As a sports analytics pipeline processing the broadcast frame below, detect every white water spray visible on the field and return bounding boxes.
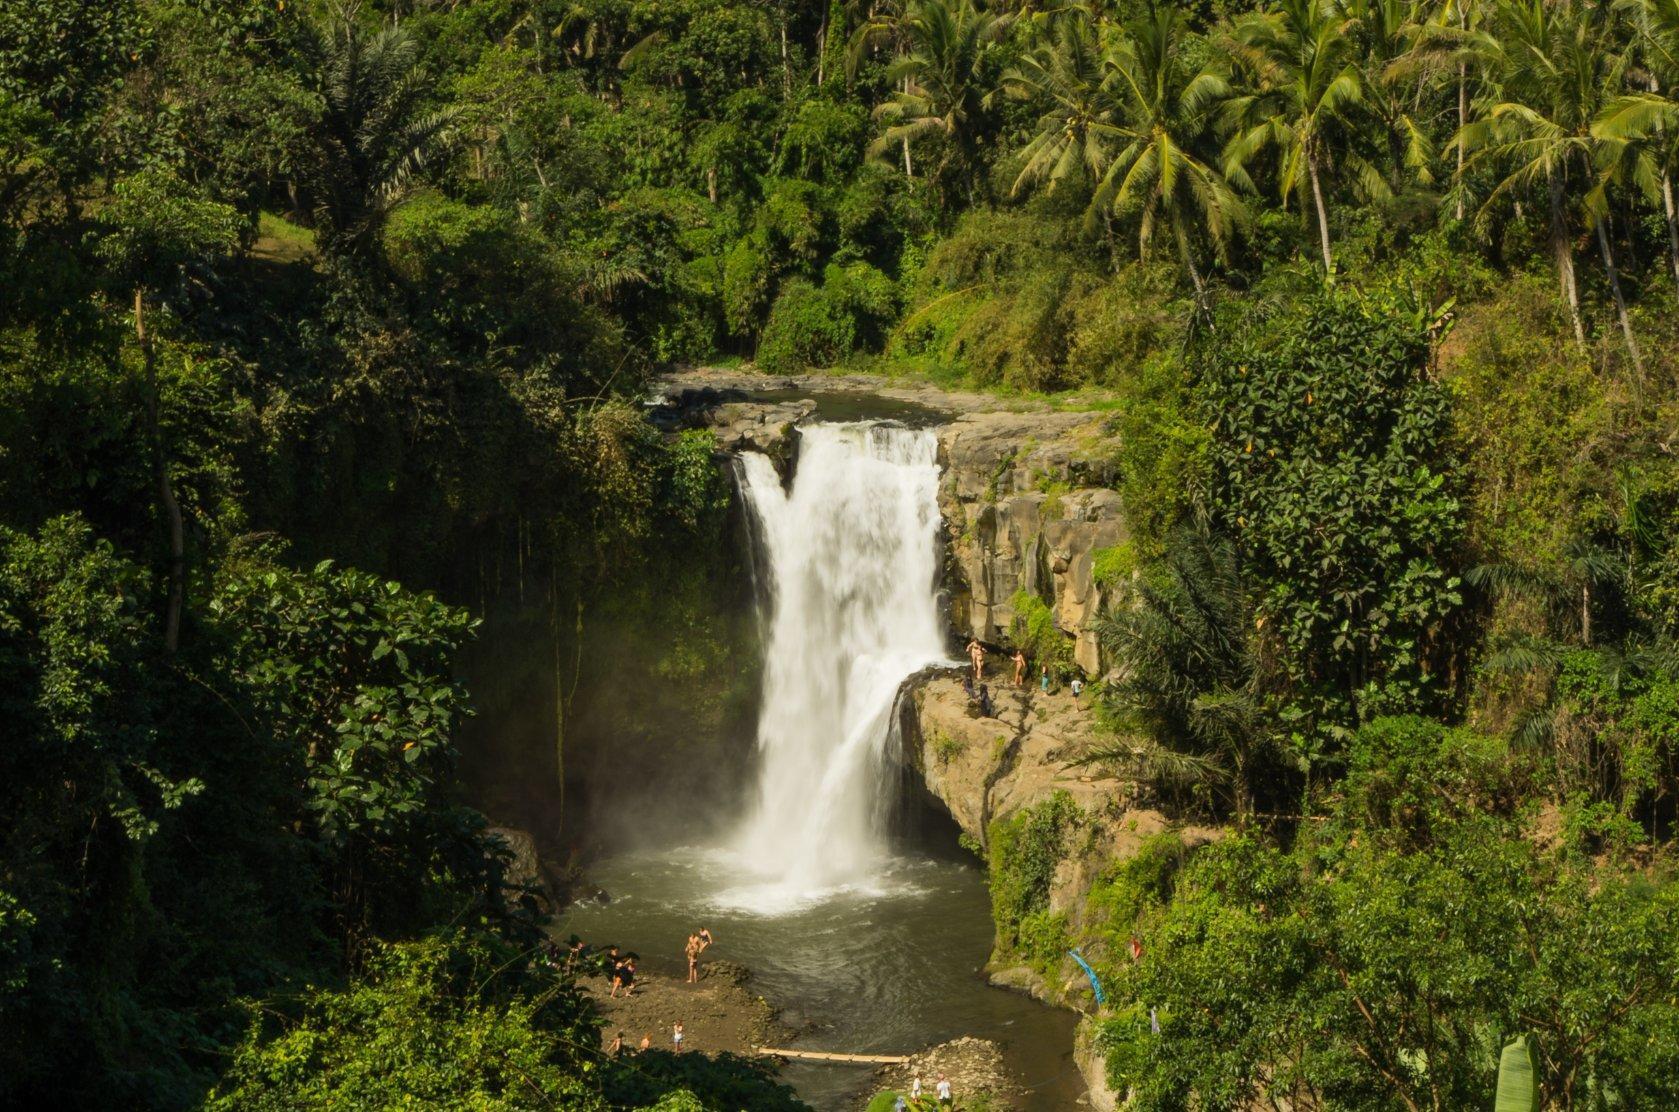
[727,422,947,909]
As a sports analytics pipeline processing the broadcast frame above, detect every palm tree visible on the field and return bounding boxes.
[1337,0,1434,194]
[1009,7,1246,302]
[1223,0,1383,278]
[1457,0,1641,369]
[1468,537,1627,647]
[1006,8,1112,199]
[306,10,459,261]
[1081,526,1270,820]
[866,0,1016,204]
[1594,0,1679,304]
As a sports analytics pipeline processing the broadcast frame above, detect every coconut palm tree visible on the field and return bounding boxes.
[866,0,1017,204]
[1006,7,1113,200]
[1594,0,1679,304]
[1008,7,1244,302]
[1081,525,1270,820]
[306,10,459,261]
[1457,0,1641,368]
[1337,0,1435,194]
[1223,0,1384,278]
[1387,0,1487,221]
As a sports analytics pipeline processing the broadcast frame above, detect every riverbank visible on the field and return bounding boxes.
[579,957,791,1057]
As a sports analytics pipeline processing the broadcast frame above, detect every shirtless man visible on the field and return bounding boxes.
[965,638,985,683]
[685,932,702,983]
[1012,647,1027,687]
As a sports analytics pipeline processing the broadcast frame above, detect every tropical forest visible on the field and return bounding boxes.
[3,0,1679,1109]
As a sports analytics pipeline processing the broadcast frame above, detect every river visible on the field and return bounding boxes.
[558,847,1088,1110]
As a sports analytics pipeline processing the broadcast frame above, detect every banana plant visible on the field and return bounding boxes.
[1495,1033,1539,1112]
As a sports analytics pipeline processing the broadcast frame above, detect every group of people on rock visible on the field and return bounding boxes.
[605,1022,686,1057]
[962,638,1083,715]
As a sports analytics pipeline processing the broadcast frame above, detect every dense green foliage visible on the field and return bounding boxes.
[12,0,1679,1107]
[1091,718,1679,1110]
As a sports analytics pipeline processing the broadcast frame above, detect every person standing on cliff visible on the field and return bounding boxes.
[936,1074,953,1105]
[1012,647,1027,687]
[685,932,702,983]
[966,638,985,683]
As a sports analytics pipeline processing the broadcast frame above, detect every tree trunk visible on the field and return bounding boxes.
[134,289,185,654]
[1549,169,1587,346]
[1661,169,1679,304]
[817,1,828,86]
[779,3,792,98]
[1308,154,1334,278]
[1176,213,1209,310]
[1582,580,1592,646]
[1455,62,1467,221]
[1596,218,1646,376]
[902,77,914,179]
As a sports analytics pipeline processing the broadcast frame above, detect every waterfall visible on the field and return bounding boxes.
[728,422,947,909]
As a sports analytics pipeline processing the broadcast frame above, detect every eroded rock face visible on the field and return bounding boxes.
[647,381,813,475]
[936,410,1124,674]
[899,672,1221,1012]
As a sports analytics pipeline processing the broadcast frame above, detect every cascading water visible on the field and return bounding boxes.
[727,422,947,908]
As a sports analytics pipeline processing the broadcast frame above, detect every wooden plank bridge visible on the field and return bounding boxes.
[752,1046,911,1064]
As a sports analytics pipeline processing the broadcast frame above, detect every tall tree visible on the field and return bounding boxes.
[305,12,458,261]
[96,168,240,652]
[1224,0,1384,278]
[1009,6,1245,301]
[866,0,1016,205]
[1594,0,1679,305]
[1458,0,1642,368]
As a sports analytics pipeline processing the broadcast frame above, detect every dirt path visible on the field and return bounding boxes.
[581,959,792,1057]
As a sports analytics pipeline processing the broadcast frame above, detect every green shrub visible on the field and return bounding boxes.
[989,793,1081,957]
[756,263,897,371]
[1091,542,1138,588]
[1010,589,1075,675]
[1016,908,1070,974]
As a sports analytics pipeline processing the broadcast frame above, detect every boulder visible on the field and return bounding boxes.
[487,825,555,911]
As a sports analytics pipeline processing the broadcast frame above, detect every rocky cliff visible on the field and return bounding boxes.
[936,410,1124,674]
